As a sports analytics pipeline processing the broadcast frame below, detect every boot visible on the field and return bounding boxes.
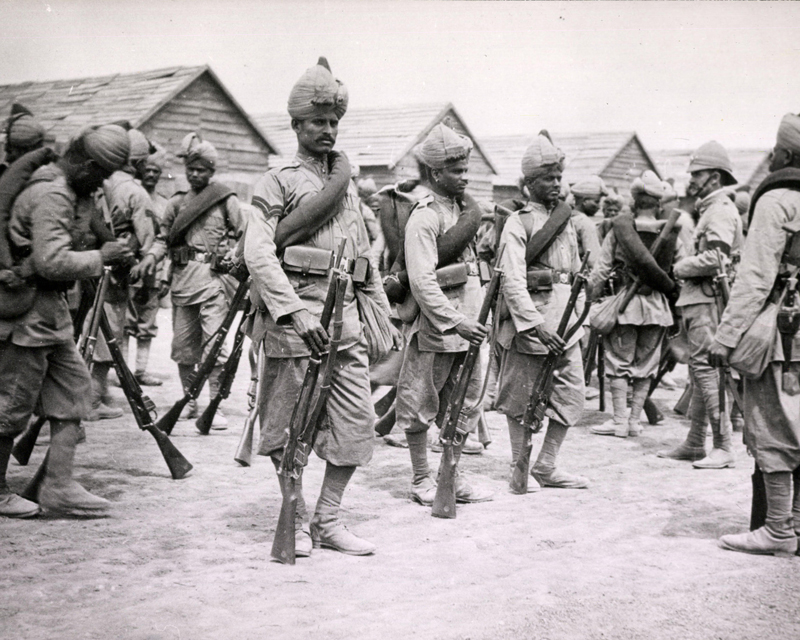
[408,429,436,505]
[591,377,628,437]
[657,441,707,461]
[693,447,735,469]
[208,365,228,430]
[452,438,493,503]
[627,378,650,437]
[658,372,707,460]
[134,339,162,386]
[531,421,589,489]
[310,463,375,556]
[0,436,38,518]
[383,431,408,448]
[88,363,123,421]
[719,471,797,556]
[38,420,110,517]
[178,364,199,421]
[460,433,484,455]
[694,398,734,468]
[271,455,311,557]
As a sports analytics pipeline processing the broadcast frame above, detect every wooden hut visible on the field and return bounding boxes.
[255,103,498,201]
[0,65,277,199]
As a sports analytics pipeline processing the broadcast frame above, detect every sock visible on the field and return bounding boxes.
[628,378,650,425]
[609,377,628,424]
[764,471,795,539]
[313,462,355,527]
[534,421,568,472]
[406,430,430,484]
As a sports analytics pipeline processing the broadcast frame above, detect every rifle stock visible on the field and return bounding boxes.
[12,415,47,465]
[157,278,251,435]
[235,343,263,467]
[510,252,591,495]
[21,449,49,503]
[432,246,505,519]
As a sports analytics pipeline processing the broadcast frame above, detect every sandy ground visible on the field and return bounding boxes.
[2,307,799,640]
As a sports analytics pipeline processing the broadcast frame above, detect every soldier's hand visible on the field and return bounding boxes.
[532,325,566,355]
[291,308,329,352]
[389,324,404,351]
[158,280,171,298]
[129,254,156,281]
[708,341,732,368]
[100,241,134,266]
[455,318,489,347]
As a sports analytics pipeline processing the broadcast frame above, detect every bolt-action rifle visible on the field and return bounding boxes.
[510,253,592,495]
[271,240,348,565]
[712,249,745,412]
[157,278,251,435]
[431,246,506,519]
[234,343,263,467]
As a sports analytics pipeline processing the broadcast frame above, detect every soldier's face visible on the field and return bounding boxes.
[432,159,469,198]
[72,159,112,197]
[528,167,562,206]
[293,113,338,156]
[686,170,716,198]
[141,163,162,190]
[603,201,621,218]
[579,196,600,215]
[186,161,214,191]
[769,146,793,173]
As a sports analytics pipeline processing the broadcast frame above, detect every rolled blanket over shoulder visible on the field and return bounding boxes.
[612,213,676,294]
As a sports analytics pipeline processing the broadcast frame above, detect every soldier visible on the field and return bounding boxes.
[125,145,169,386]
[1,103,45,174]
[395,123,493,507]
[658,141,743,469]
[588,172,679,437]
[710,113,800,556]
[570,176,605,269]
[496,132,589,490]
[0,124,133,518]
[90,129,161,419]
[159,133,244,427]
[245,58,398,556]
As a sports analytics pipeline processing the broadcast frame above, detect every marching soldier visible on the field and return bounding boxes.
[395,123,493,507]
[496,132,590,490]
[710,113,800,556]
[245,58,398,556]
[0,124,133,518]
[658,141,743,468]
[159,133,244,426]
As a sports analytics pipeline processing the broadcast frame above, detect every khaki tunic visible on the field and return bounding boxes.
[571,209,602,269]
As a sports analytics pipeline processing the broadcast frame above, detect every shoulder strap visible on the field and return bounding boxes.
[612,213,675,293]
[749,167,800,226]
[168,182,234,247]
[524,201,572,266]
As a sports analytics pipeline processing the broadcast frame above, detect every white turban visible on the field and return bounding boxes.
[287,57,349,121]
[521,131,564,179]
[777,113,800,155]
[418,124,473,169]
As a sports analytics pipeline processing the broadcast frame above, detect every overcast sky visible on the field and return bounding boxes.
[2,0,799,151]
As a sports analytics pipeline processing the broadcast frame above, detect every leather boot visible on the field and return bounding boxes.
[719,471,797,556]
[178,364,199,420]
[408,429,435,505]
[88,363,123,421]
[591,377,628,437]
[134,339,162,386]
[0,436,38,518]
[694,396,734,468]
[657,441,707,461]
[627,378,650,437]
[452,438,493,503]
[310,463,375,556]
[208,365,228,429]
[532,421,589,489]
[38,420,110,517]
[271,455,311,557]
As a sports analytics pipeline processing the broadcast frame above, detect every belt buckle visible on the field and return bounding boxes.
[558,272,569,284]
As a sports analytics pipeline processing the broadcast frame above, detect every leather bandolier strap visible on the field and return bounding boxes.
[612,213,677,295]
[495,199,573,267]
[168,182,235,247]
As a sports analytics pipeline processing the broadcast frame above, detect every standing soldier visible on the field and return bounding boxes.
[0,124,132,518]
[160,133,244,426]
[395,123,493,507]
[245,58,397,556]
[125,145,169,386]
[658,141,742,468]
[1,103,46,174]
[496,132,590,490]
[710,113,800,556]
[90,129,161,420]
[570,176,605,269]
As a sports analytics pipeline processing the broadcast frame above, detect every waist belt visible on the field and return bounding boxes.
[527,268,574,292]
[35,276,74,292]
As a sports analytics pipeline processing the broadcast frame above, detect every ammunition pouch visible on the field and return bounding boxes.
[170,245,194,267]
[782,227,800,268]
[478,261,493,286]
[350,256,371,288]
[436,262,471,290]
[526,268,575,292]
[281,246,333,277]
[208,251,230,275]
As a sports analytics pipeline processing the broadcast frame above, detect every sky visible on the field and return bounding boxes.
[1,0,799,152]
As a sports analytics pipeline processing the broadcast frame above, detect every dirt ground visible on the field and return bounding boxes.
[2,307,799,640]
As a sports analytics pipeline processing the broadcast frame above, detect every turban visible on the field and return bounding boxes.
[571,176,608,199]
[777,113,800,155]
[127,129,151,162]
[356,178,377,197]
[177,132,217,170]
[145,142,168,170]
[418,123,473,169]
[734,191,751,216]
[81,124,130,172]
[521,131,564,179]
[287,57,349,121]
[5,103,45,149]
[661,181,678,203]
[630,170,665,199]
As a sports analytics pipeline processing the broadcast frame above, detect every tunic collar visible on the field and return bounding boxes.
[294,148,329,177]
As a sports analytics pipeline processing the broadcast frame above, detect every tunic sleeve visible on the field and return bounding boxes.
[499,214,544,332]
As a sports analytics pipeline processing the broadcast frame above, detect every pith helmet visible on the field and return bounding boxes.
[687,141,736,184]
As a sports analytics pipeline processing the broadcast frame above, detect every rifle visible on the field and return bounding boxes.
[271,240,348,565]
[584,328,599,386]
[618,209,680,314]
[196,299,251,435]
[597,337,605,412]
[234,342,263,467]
[712,249,745,413]
[431,246,506,519]
[20,449,49,503]
[157,278,251,435]
[11,415,47,466]
[373,386,397,438]
[79,267,111,362]
[510,253,592,495]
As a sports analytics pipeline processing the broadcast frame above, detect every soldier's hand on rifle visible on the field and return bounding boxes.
[531,325,566,355]
[708,340,732,367]
[100,240,134,266]
[291,308,329,352]
[129,254,156,281]
[455,318,488,346]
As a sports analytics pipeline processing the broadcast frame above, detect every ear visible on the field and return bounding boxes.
[291,118,302,134]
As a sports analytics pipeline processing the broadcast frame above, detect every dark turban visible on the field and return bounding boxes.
[418,124,473,169]
[5,103,45,149]
[177,132,217,170]
[287,57,349,121]
[80,124,130,172]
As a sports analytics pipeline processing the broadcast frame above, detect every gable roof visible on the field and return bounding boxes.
[483,132,658,188]
[0,65,277,154]
[255,102,497,173]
